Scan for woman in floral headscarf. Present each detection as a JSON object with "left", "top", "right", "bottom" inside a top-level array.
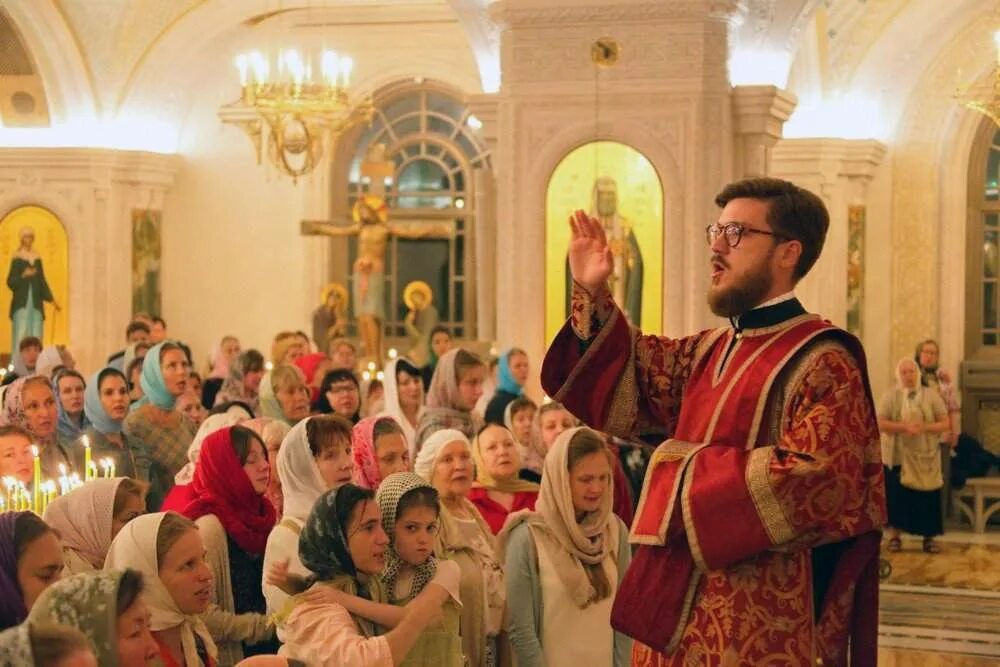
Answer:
[
  {"left": 214, "top": 350, "right": 265, "bottom": 413},
  {"left": 28, "top": 569, "right": 160, "bottom": 666},
  {"left": 275, "top": 484, "right": 443, "bottom": 667},
  {"left": 0, "top": 622, "right": 95, "bottom": 666},
  {"left": 2, "top": 375, "right": 73, "bottom": 478},
  {"left": 351, "top": 416, "right": 410, "bottom": 491}
]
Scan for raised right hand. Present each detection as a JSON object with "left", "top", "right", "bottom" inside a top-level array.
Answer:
[{"left": 567, "top": 209, "right": 613, "bottom": 293}]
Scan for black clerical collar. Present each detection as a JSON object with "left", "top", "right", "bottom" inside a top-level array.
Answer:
[{"left": 729, "top": 297, "right": 807, "bottom": 333}]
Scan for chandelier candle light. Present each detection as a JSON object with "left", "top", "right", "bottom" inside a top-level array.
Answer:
[{"left": 220, "top": 48, "right": 373, "bottom": 182}]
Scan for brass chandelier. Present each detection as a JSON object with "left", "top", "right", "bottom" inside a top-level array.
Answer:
[
  {"left": 219, "top": 48, "right": 373, "bottom": 182},
  {"left": 955, "top": 31, "right": 1000, "bottom": 128}
]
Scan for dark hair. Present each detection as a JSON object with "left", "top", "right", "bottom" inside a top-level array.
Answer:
[
  {"left": 125, "top": 321, "right": 150, "bottom": 338},
  {"left": 396, "top": 486, "right": 440, "bottom": 520},
  {"left": 125, "top": 357, "right": 144, "bottom": 388},
  {"left": 151, "top": 316, "right": 166, "bottom": 327},
  {"left": 429, "top": 325, "right": 451, "bottom": 339},
  {"left": 714, "top": 177, "right": 829, "bottom": 281},
  {"left": 14, "top": 512, "right": 55, "bottom": 561},
  {"left": 508, "top": 396, "right": 538, "bottom": 420},
  {"left": 306, "top": 414, "right": 353, "bottom": 457},
  {"left": 155, "top": 512, "right": 197, "bottom": 566},
  {"left": 454, "top": 349, "right": 485, "bottom": 381},
  {"left": 188, "top": 370, "right": 201, "bottom": 381},
  {"left": 367, "top": 379, "right": 383, "bottom": 400},
  {"left": 54, "top": 369, "right": 85, "bottom": 392},
  {"left": 29, "top": 623, "right": 93, "bottom": 667},
  {"left": 18, "top": 336, "right": 42, "bottom": 352},
  {"left": 395, "top": 359, "right": 421, "bottom": 380},
  {"left": 112, "top": 478, "right": 149, "bottom": 517},
  {"left": 239, "top": 349, "right": 265, "bottom": 375},
  {"left": 208, "top": 401, "right": 254, "bottom": 419},
  {"left": 97, "top": 368, "right": 128, "bottom": 393},
  {"left": 0, "top": 424, "right": 32, "bottom": 441},
  {"left": 295, "top": 330, "right": 310, "bottom": 342},
  {"left": 336, "top": 484, "right": 376, "bottom": 543},
  {"left": 373, "top": 416, "right": 404, "bottom": 441},
  {"left": 315, "top": 369, "right": 361, "bottom": 415},
  {"left": 157, "top": 341, "right": 183, "bottom": 360},
  {"left": 115, "top": 568, "right": 145, "bottom": 615},
  {"left": 230, "top": 425, "right": 264, "bottom": 465}
]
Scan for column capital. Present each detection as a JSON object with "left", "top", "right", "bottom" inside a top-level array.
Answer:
[{"left": 731, "top": 85, "right": 798, "bottom": 141}]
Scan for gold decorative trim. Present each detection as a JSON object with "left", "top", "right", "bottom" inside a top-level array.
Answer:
[
  {"left": 745, "top": 447, "right": 795, "bottom": 545},
  {"left": 745, "top": 329, "right": 838, "bottom": 450},
  {"left": 553, "top": 305, "right": 620, "bottom": 405},
  {"left": 681, "top": 448, "right": 708, "bottom": 572},
  {"left": 629, "top": 440, "right": 704, "bottom": 545},
  {"left": 664, "top": 570, "right": 702, "bottom": 654},
  {"left": 605, "top": 331, "right": 638, "bottom": 436}
]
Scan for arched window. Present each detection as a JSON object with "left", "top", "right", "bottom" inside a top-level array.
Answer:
[
  {"left": 969, "top": 124, "right": 1000, "bottom": 353},
  {"left": 342, "top": 83, "right": 489, "bottom": 340}
]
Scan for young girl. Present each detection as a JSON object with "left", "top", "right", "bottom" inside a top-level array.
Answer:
[
  {"left": 501, "top": 427, "right": 632, "bottom": 667},
  {"left": 351, "top": 416, "right": 411, "bottom": 490},
  {"left": 415, "top": 349, "right": 486, "bottom": 451},
  {"left": 263, "top": 415, "right": 355, "bottom": 615}
]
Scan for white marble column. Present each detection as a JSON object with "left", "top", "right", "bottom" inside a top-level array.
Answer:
[
  {"left": 732, "top": 85, "right": 797, "bottom": 178},
  {"left": 770, "top": 139, "right": 887, "bottom": 329}
]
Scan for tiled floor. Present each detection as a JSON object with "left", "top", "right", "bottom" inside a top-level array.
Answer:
[{"left": 879, "top": 530, "right": 1000, "bottom": 663}]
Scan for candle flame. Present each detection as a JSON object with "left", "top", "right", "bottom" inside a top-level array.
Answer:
[{"left": 30, "top": 445, "right": 38, "bottom": 457}]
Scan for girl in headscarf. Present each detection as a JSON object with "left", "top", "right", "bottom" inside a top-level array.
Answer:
[
  {"left": 263, "top": 415, "right": 355, "bottom": 615},
  {"left": 104, "top": 512, "right": 217, "bottom": 666},
  {"left": 2, "top": 375, "right": 73, "bottom": 478},
  {"left": 54, "top": 369, "right": 90, "bottom": 440},
  {"left": 27, "top": 569, "right": 160, "bottom": 666},
  {"left": 43, "top": 477, "right": 148, "bottom": 574},
  {"left": 177, "top": 426, "right": 277, "bottom": 663},
  {"left": 485, "top": 349, "right": 530, "bottom": 426},
  {"left": 500, "top": 427, "right": 632, "bottom": 667},
  {"left": 83, "top": 368, "right": 153, "bottom": 484},
  {"left": 123, "top": 341, "right": 198, "bottom": 511},
  {"left": 214, "top": 350, "right": 265, "bottom": 413},
  {"left": 414, "top": 349, "right": 486, "bottom": 452},
  {"left": 351, "top": 416, "right": 410, "bottom": 491},
  {"left": 274, "top": 484, "right": 444, "bottom": 666},
  {"left": 414, "top": 429, "right": 507, "bottom": 667},
  {"left": 469, "top": 424, "right": 539, "bottom": 535},
  {"left": 258, "top": 365, "right": 310, "bottom": 427},
  {"left": 379, "top": 358, "right": 424, "bottom": 459},
  {"left": 0, "top": 622, "right": 95, "bottom": 666},
  {"left": 877, "top": 357, "right": 951, "bottom": 553},
  {"left": 0, "top": 511, "right": 63, "bottom": 630}
]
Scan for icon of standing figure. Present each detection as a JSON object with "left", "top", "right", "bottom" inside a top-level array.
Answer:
[{"left": 7, "top": 226, "right": 59, "bottom": 371}]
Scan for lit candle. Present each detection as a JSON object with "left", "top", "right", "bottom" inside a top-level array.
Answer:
[
  {"left": 88, "top": 461, "right": 98, "bottom": 481},
  {"left": 387, "top": 348, "right": 398, "bottom": 360},
  {"left": 3, "top": 477, "right": 14, "bottom": 509},
  {"left": 0, "top": 496, "right": 6, "bottom": 513},
  {"left": 82, "top": 435, "right": 91, "bottom": 482},
  {"left": 107, "top": 459, "right": 116, "bottom": 478},
  {"left": 69, "top": 473, "right": 82, "bottom": 491},
  {"left": 30, "top": 445, "right": 40, "bottom": 514}
]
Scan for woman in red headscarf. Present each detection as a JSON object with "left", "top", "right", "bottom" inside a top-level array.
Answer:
[{"left": 179, "top": 425, "right": 278, "bottom": 664}]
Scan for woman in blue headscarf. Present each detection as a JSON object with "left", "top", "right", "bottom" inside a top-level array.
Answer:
[
  {"left": 122, "top": 341, "right": 196, "bottom": 511},
  {"left": 81, "top": 367, "right": 152, "bottom": 483},
  {"left": 485, "top": 348, "right": 530, "bottom": 426},
  {"left": 52, "top": 369, "right": 90, "bottom": 441}
]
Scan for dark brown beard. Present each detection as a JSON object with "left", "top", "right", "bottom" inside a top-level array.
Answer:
[{"left": 707, "top": 251, "right": 774, "bottom": 318}]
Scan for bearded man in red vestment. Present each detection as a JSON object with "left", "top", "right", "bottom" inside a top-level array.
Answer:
[{"left": 541, "top": 178, "right": 886, "bottom": 667}]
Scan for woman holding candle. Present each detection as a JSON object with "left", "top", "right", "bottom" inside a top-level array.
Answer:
[
  {"left": 123, "top": 342, "right": 198, "bottom": 511},
  {"left": 0, "top": 511, "right": 64, "bottom": 630},
  {"left": 177, "top": 425, "right": 278, "bottom": 663},
  {"left": 54, "top": 369, "right": 90, "bottom": 441},
  {"left": 42, "top": 477, "right": 148, "bottom": 574},
  {"left": 83, "top": 368, "right": 153, "bottom": 486},
  {"left": 1, "top": 375, "right": 74, "bottom": 479}
]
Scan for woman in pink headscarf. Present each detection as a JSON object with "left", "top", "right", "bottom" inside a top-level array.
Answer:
[{"left": 351, "top": 415, "right": 411, "bottom": 490}]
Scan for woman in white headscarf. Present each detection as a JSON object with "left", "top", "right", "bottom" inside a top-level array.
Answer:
[
  {"left": 499, "top": 427, "right": 632, "bottom": 667},
  {"left": 262, "top": 415, "right": 355, "bottom": 615},
  {"left": 378, "top": 358, "right": 424, "bottom": 457},
  {"left": 877, "top": 357, "right": 950, "bottom": 554}
]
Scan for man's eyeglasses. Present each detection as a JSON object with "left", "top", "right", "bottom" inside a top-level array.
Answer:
[{"left": 706, "top": 222, "right": 789, "bottom": 248}]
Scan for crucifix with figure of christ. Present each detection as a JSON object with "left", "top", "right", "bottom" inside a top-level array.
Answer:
[{"left": 301, "top": 144, "right": 458, "bottom": 364}]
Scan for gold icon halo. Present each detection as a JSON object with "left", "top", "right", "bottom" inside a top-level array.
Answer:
[
  {"left": 403, "top": 280, "right": 433, "bottom": 310},
  {"left": 352, "top": 194, "right": 390, "bottom": 224},
  {"left": 321, "top": 282, "right": 349, "bottom": 307}
]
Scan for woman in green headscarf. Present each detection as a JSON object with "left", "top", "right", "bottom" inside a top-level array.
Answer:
[{"left": 27, "top": 569, "right": 159, "bottom": 666}]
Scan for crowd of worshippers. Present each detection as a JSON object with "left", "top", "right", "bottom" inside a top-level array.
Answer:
[{"left": 0, "top": 314, "right": 646, "bottom": 666}]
